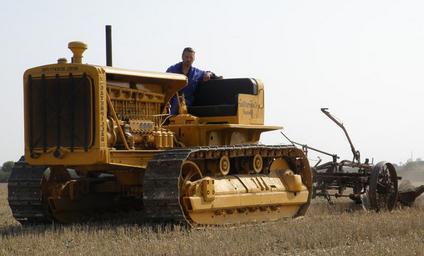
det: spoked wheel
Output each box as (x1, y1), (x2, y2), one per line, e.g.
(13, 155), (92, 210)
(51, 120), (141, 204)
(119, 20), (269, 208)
(367, 162), (398, 211)
(179, 161), (203, 205)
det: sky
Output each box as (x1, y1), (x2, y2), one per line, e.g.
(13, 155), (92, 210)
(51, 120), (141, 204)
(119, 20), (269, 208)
(1, 0), (423, 165)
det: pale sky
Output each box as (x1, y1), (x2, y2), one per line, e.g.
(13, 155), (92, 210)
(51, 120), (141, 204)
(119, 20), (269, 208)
(1, 0), (423, 165)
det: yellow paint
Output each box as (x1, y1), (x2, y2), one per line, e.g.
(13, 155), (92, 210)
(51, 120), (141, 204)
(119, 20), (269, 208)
(181, 174), (309, 225)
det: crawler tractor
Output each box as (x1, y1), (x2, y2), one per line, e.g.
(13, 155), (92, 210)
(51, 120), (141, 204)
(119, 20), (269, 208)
(8, 40), (312, 227)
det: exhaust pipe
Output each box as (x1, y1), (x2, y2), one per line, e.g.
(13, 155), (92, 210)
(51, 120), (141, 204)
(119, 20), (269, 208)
(106, 25), (112, 67)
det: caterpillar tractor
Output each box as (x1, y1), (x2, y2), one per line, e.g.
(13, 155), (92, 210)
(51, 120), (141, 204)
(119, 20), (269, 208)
(8, 40), (312, 227)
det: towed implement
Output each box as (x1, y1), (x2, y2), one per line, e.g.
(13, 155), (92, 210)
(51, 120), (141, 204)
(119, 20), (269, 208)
(8, 38), (312, 226)
(398, 180), (424, 207)
(283, 108), (399, 211)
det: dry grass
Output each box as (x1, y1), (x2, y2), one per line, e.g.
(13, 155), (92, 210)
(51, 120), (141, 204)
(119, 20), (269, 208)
(1, 183), (424, 256)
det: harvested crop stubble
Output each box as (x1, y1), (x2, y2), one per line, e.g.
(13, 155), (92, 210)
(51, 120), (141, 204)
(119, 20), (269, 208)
(1, 184), (424, 256)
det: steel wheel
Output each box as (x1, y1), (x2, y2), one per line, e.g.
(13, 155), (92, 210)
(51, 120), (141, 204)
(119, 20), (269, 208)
(368, 162), (398, 211)
(179, 161), (203, 198)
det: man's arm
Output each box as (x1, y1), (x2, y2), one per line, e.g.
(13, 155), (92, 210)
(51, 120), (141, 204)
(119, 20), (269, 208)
(191, 67), (211, 82)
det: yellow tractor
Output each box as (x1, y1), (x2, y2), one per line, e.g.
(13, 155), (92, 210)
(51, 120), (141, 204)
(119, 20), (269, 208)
(8, 40), (312, 227)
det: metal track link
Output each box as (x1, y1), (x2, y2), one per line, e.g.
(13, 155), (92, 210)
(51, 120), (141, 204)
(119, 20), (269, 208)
(143, 149), (192, 224)
(7, 158), (50, 224)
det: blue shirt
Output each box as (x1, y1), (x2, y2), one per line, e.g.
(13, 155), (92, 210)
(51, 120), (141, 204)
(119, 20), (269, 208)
(166, 62), (205, 115)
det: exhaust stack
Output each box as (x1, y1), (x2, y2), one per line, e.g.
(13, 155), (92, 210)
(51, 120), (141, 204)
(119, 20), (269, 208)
(106, 25), (112, 66)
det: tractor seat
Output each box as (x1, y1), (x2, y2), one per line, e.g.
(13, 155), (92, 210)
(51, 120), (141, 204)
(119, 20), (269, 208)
(188, 78), (258, 117)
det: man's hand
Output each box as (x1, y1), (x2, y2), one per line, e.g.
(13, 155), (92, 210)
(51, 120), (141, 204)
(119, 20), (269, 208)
(203, 71), (212, 81)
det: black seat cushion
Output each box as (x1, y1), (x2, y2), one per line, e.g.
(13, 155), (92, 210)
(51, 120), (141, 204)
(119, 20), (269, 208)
(188, 105), (237, 117)
(188, 78), (257, 117)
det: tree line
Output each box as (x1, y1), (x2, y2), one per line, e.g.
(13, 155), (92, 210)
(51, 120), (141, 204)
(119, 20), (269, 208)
(0, 161), (14, 182)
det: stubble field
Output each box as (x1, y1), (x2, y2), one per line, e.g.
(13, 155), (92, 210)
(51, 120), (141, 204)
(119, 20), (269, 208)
(0, 183), (424, 256)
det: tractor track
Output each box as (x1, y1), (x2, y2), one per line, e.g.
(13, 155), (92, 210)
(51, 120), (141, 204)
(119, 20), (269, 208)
(7, 144), (309, 226)
(7, 158), (50, 224)
(143, 144), (308, 227)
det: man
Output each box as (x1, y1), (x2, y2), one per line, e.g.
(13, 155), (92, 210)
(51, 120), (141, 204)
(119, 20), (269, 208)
(166, 47), (212, 115)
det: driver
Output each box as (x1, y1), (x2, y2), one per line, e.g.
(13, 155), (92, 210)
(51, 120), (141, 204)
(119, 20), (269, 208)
(166, 47), (212, 115)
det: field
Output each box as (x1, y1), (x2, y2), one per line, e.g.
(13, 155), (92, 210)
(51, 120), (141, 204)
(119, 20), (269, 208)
(1, 183), (424, 256)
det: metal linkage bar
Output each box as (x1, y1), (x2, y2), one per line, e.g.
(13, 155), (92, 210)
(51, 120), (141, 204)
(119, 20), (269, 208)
(28, 75), (34, 154)
(70, 73), (75, 152)
(42, 74), (47, 152)
(56, 74), (62, 150)
(82, 73), (89, 151)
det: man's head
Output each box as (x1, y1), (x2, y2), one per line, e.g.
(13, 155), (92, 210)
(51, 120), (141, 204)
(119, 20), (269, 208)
(182, 47), (195, 67)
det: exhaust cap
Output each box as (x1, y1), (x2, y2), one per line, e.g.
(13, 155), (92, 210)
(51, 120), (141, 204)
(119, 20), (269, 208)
(68, 41), (87, 64)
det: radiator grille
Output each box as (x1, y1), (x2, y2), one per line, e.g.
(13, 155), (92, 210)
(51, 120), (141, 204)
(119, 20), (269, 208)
(27, 73), (94, 153)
